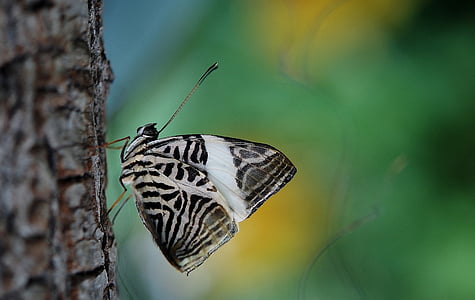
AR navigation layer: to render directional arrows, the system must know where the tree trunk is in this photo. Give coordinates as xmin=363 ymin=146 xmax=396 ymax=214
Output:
xmin=0 ymin=0 xmax=117 ymax=299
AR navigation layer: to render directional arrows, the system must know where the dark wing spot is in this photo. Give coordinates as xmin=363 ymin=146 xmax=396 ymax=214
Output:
xmin=233 ymin=157 xmax=241 ymax=168
xmin=143 ymin=201 xmax=162 ymax=209
xmin=164 ymin=163 xmax=174 ymax=177
xmin=207 ymin=186 xmax=217 ymax=192
xmin=190 ymin=143 xmax=200 ymax=163
xmin=173 ymin=196 xmax=182 ymax=210
xmin=239 ymin=149 xmax=259 ymax=159
xmin=176 ymin=163 xmax=185 ymax=180
xmin=196 ymin=178 xmax=208 ymax=186
xmin=183 ymin=141 xmax=192 ymax=163
xmin=251 ymin=146 xmax=267 ymax=155
xmin=161 ymin=190 xmax=180 ymax=201
xmin=135 ymin=181 xmax=174 ymax=190
xmin=142 ymin=191 xmax=160 ymax=198
xmin=199 ymin=143 xmax=208 ymax=164
xmin=173 ymin=147 xmax=181 ymax=160
xmin=186 ymin=166 xmax=198 ymax=182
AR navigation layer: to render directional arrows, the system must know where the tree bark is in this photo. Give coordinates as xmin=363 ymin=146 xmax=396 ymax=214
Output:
xmin=0 ymin=0 xmax=116 ymax=299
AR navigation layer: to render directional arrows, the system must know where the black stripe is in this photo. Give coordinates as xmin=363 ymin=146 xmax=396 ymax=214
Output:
xmin=179 ymin=191 xmax=189 ymax=217
xmin=139 ymin=151 xmax=172 ymax=159
xmin=173 ymin=146 xmax=181 ymax=160
xmin=181 ymin=195 xmax=211 ymax=252
xmin=186 ymin=202 xmax=220 ymax=257
xmin=183 ymin=140 xmax=192 ymax=163
xmin=171 ymin=191 xmax=189 ymax=253
xmin=143 ymin=201 xmax=162 ymax=210
xmin=233 ymin=157 xmax=241 ymax=168
xmin=175 ymin=163 xmax=184 ymax=180
xmin=235 ymin=170 xmax=243 ymax=189
xmin=135 ymin=181 xmax=174 ymax=190
xmin=163 ymin=145 xmax=171 ymax=154
xmin=173 ymin=195 xmax=182 ymax=210
xmin=131 ymin=170 xmax=148 ymax=180
xmin=149 ymin=170 xmax=161 ymax=177
xmin=162 ymin=205 xmax=175 ymax=250
xmin=190 ymin=194 xmax=212 ymax=204
xmin=190 ymin=142 xmax=200 ymax=163
xmin=163 ymin=163 xmax=174 ymax=177
xmin=168 ymin=202 xmax=182 ymax=251
xmin=142 ymin=190 xmax=161 ymax=198
xmin=124 ymin=159 xmax=153 ymax=169
xmin=272 ymin=161 xmax=292 ymax=182
xmin=179 ymin=191 xmax=198 ymax=252
xmin=206 ymin=186 xmax=217 ymax=192
xmin=186 ymin=231 xmax=213 ymax=258
xmin=179 ymin=190 xmax=190 ymax=224
xmin=199 ymin=141 xmax=208 ymax=164
xmin=239 ymin=148 xmax=259 ymax=159
xmin=132 ymin=170 xmax=161 ymax=180
xmin=186 ymin=166 xmax=198 ymax=182
xmin=196 ymin=178 xmax=207 ymax=186
xmin=154 ymin=163 xmax=164 ymax=169
xmin=148 ymin=213 xmax=164 ymax=243
xmin=173 ymin=190 xmax=190 ymax=252
xmin=250 ymin=145 xmax=268 ymax=154
xmin=161 ymin=190 xmax=179 ymax=201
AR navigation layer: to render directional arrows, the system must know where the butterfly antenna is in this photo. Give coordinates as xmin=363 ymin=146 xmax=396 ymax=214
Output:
xmin=157 ymin=62 xmax=219 ymax=135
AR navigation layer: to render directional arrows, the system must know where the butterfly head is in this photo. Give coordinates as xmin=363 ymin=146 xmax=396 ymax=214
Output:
xmin=137 ymin=123 xmax=159 ymax=139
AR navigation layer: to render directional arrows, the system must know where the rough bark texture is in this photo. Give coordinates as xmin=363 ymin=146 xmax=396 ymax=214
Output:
xmin=0 ymin=0 xmax=116 ymax=299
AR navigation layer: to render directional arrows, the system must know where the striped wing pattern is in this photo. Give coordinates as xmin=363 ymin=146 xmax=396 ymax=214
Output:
xmin=150 ymin=135 xmax=296 ymax=221
xmin=119 ymin=124 xmax=296 ymax=273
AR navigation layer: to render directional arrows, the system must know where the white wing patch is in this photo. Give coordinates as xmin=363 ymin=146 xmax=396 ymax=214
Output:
xmin=202 ymin=136 xmax=249 ymax=222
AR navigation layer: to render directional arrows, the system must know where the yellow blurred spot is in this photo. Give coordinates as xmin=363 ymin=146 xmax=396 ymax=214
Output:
xmin=207 ymin=171 xmax=328 ymax=291
xmin=243 ymin=0 xmax=422 ymax=80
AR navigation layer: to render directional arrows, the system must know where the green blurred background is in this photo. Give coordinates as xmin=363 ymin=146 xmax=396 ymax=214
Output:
xmin=103 ymin=1 xmax=475 ymax=299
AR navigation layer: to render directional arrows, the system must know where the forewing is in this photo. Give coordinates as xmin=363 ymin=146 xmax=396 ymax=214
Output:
xmin=149 ymin=135 xmax=297 ymax=221
xmin=128 ymin=155 xmax=238 ymax=274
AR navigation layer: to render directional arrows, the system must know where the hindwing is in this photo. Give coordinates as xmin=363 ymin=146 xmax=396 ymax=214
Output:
xmin=124 ymin=154 xmax=238 ymax=274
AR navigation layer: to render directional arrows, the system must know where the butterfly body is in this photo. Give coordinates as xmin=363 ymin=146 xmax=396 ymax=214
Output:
xmin=119 ymin=123 xmax=296 ymax=274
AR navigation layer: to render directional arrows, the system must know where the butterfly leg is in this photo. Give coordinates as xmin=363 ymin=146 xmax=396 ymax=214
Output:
xmin=95 ymin=136 xmax=131 ymax=150
xmin=107 ymin=188 xmax=127 ymax=215
xmin=107 ymin=187 xmax=132 ymax=224
xmin=107 ymin=189 xmax=133 ymax=224
xmin=111 ymin=194 xmax=133 ymax=224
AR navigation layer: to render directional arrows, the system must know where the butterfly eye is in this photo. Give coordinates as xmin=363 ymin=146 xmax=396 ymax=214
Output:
xmin=137 ymin=123 xmax=158 ymax=138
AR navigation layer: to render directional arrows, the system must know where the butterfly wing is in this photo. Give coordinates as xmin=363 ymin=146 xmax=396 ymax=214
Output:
xmin=148 ymin=134 xmax=297 ymax=221
xmin=121 ymin=133 xmax=296 ymax=273
xmin=123 ymin=155 xmax=238 ymax=274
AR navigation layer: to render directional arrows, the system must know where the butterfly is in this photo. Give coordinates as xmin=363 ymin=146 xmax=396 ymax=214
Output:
xmin=113 ymin=63 xmax=296 ymax=274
